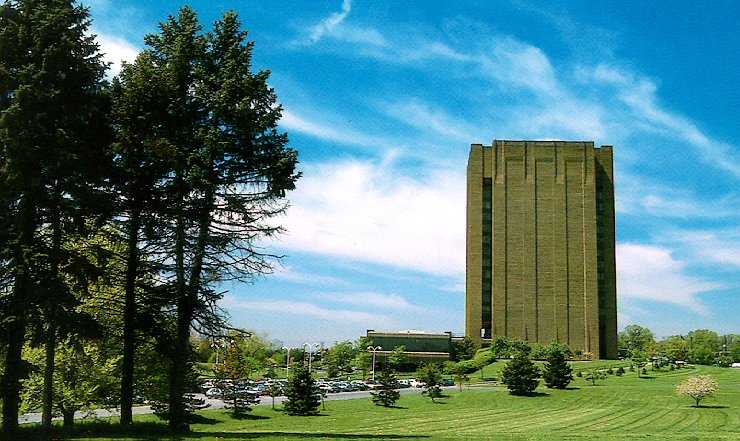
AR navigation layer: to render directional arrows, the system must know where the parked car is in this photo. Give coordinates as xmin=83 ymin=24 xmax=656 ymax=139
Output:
xmin=350 ymin=381 xmax=369 ymax=391
xmin=205 ymin=388 xmax=222 ymax=399
xmin=440 ymin=379 xmax=455 ymax=386
xmin=397 ymin=379 xmax=411 ymax=388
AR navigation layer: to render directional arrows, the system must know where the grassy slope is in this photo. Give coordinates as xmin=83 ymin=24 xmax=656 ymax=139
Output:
xmin=22 ymin=364 xmax=740 ymax=440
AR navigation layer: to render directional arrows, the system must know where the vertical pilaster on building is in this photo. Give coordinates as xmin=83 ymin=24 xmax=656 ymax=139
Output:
xmin=466 ymin=141 xmax=618 ymax=359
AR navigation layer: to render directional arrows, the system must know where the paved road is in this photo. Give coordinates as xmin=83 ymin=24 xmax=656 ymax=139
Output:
xmin=19 ymin=386 xmax=459 ymax=424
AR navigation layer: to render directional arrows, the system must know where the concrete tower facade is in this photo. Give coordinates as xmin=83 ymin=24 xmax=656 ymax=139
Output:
xmin=466 ymin=140 xmax=617 ymax=359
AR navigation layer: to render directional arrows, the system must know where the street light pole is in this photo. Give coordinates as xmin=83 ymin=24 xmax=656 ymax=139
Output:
xmin=282 ymin=346 xmax=292 ymax=379
xmin=367 ymin=346 xmax=382 ymax=381
xmin=303 ymin=342 xmax=319 ymax=374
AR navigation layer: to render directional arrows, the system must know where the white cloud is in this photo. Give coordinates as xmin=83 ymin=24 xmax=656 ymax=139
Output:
xmin=378 ymin=99 xmax=479 ymax=142
xmin=93 ymin=31 xmax=139 ymax=78
xmin=221 ymin=295 xmax=387 ymax=325
xmin=274 ymin=266 xmax=344 ymax=286
xmin=616 ymin=243 xmax=719 ymax=313
xmin=663 ymin=229 xmax=740 ymax=268
xmin=583 ymin=64 xmax=740 ymax=177
xmin=319 ymin=292 xmax=423 ymax=311
xmin=306 ymin=0 xmax=354 ymax=44
xmin=280 ymin=110 xmax=378 ymax=148
xmin=615 ymin=174 xmax=738 ymax=219
xmin=278 ymin=159 xmax=466 ymax=278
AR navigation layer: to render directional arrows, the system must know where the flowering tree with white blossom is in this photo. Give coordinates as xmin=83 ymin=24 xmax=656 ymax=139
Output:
xmin=676 ymin=375 xmax=719 ymax=407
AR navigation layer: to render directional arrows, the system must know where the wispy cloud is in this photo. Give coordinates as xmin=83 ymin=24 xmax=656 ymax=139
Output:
xmin=616 ymin=243 xmax=720 ymax=313
xmin=274 ymin=266 xmax=345 ymax=286
xmin=662 ymin=229 xmax=740 ymax=269
xmin=319 ymin=292 xmax=424 ymax=311
xmin=287 ymin=0 xmax=368 ymax=47
xmin=616 ymin=173 xmax=739 ymax=219
xmin=280 ymin=110 xmax=379 ymax=148
xmin=221 ymin=295 xmax=387 ymax=325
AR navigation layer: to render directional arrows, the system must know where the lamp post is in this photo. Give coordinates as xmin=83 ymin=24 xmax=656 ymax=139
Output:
xmin=367 ymin=345 xmax=382 ymax=381
xmin=282 ymin=346 xmax=292 ymax=379
xmin=303 ymin=342 xmax=319 ymax=374
xmin=211 ymin=339 xmax=222 ymax=365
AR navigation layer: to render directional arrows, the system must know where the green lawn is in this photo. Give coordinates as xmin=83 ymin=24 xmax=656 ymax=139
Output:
xmin=16 ymin=364 xmax=740 ymax=440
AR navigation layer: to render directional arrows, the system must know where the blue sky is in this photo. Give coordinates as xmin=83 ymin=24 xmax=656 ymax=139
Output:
xmin=87 ymin=0 xmax=740 ymax=348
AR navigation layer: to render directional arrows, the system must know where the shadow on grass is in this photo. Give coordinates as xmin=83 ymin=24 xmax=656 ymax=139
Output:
xmin=16 ymin=423 xmax=429 ymax=440
xmin=228 ymin=412 xmax=271 ymax=420
xmin=17 ymin=421 xmax=179 ymax=440
xmin=509 ymin=391 xmax=549 ymax=397
xmin=193 ymin=432 xmax=429 ymax=439
xmin=693 ymin=405 xmax=729 ymax=409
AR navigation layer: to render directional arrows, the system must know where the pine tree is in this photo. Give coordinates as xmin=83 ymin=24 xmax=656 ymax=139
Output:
xmin=113 ymin=7 xmax=300 ymax=430
xmin=543 ymin=348 xmax=574 ymax=389
xmin=501 ymin=352 xmax=540 ymax=395
xmin=417 ymin=363 xmax=443 ymax=402
xmin=371 ymin=366 xmax=401 ymax=407
xmin=283 ymin=362 xmax=322 ymax=416
xmin=0 ymin=0 xmax=111 ymax=436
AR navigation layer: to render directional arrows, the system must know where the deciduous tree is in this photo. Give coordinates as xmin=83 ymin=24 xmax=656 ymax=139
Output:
xmin=676 ymin=375 xmax=719 ymax=407
xmin=417 ymin=363 xmax=443 ymax=402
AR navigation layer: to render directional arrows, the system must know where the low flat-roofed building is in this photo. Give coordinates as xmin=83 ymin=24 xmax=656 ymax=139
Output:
xmin=365 ymin=330 xmax=458 ymax=366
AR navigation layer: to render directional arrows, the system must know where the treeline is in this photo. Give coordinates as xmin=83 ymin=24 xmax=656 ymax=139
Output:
xmin=618 ymin=325 xmax=740 ymax=365
xmin=0 ymin=1 xmax=299 ymax=438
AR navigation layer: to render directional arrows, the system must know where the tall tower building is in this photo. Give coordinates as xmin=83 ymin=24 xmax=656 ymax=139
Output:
xmin=466 ymin=141 xmax=617 ymax=359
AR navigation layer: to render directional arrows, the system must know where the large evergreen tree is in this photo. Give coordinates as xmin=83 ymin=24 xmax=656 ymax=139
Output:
xmin=0 ymin=0 xmax=111 ymax=436
xmin=110 ymin=47 xmax=175 ymax=425
xmin=113 ymin=7 xmax=300 ymax=430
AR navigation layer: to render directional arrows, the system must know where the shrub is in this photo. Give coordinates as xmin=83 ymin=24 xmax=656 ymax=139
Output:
xmin=443 ymin=359 xmax=479 ymax=375
xmin=584 ymin=370 xmax=606 ymax=386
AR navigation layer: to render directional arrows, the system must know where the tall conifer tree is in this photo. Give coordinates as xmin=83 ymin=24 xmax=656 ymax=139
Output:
xmin=113 ymin=7 xmax=300 ymax=431
xmin=0 ymin=0 xmax=110 ymax=437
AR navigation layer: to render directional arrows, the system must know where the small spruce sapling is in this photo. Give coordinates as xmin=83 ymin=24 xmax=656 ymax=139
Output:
xmin=542 ymin=349 xmax=573 ymax=389
xmin=371 ymin=366 xmax=401 ymax=407
xmin=501 ymin=352 xmax=540 ymax=395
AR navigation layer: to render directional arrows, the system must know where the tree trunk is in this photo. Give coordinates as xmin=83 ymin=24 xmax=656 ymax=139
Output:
xmin=168 ymin=177 xmax=189 ymax=432
xmin=1 ymin=313 xmax=26 ymax=440
xmin=41 ymin=325 xmax=57 ymax=430
xmin=42 ymin=202 xmax=62 ymax=431
xmin=120 ymin=207 xmax=141 ymax=424
xmin=62 ymin=409 xmax=75 ymax=427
